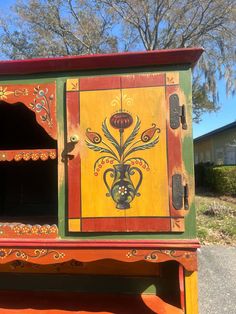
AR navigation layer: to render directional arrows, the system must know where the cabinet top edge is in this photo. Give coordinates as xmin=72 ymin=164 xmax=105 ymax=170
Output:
xmin=0 ymin=239 xmax=200 ymax=249
xmin=0 ymin=48 xmax=204 ymax=76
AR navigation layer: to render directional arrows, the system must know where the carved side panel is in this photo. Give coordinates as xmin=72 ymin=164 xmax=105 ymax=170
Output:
xmin=0 ymin=83 xmax=57 ymax=139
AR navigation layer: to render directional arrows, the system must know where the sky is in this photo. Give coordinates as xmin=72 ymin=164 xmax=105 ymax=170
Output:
xmin=0 ymin=0 xmax=235 ymax=138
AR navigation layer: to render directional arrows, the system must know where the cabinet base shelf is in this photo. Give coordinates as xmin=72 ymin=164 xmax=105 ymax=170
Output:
xmin=0 ymin=290 xmax=184 ymax=314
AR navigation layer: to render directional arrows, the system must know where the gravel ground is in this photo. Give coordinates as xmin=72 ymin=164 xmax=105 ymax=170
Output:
xmin=198 ymin=246 xmax=236 ymax=314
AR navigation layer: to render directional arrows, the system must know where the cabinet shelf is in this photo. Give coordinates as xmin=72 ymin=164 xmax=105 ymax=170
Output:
xmin=0 ymin=290 xmax=184 ymax=314
xmin=0 ymin=149 xmax=57 ymax=162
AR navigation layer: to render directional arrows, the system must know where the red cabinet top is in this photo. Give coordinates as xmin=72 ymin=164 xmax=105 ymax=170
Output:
xmin=0 ymin=48 xmax=203 ymax=75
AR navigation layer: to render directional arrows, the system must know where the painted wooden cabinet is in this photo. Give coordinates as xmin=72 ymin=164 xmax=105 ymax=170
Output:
xmin=0 ymin=48 xmax=203 ymax=314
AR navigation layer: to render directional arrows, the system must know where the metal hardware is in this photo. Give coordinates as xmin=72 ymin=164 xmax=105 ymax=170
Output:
xmin=184 ymin=184 xmax=189 ymax=210
xmin=172 ymin=174 xmax=189 ymax=210
xmin=170 ymin=94 xmax=187 ymax=130
xmin=70 ymin=135 xmax=79 ymax=143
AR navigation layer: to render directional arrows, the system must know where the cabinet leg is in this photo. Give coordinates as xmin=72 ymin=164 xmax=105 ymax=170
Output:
xmin=184 ymin=270 xmax=198 ymax=314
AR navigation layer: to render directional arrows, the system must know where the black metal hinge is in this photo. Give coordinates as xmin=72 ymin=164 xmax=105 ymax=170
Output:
xmin=172 ymin=174 xmax=189 ymax=210
xmin=170 ymin=94 xmax=187 ymax=130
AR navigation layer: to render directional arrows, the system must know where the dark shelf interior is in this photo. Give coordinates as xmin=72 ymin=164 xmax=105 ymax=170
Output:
xmin=0 ymin=101 xmax=58 ymax=225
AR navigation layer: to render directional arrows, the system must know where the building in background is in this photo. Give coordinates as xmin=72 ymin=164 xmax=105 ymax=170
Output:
xmin=194 ymin=121 xmax=236 ymax=165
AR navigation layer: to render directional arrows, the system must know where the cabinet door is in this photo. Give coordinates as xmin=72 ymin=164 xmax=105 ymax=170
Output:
xmin=66 ymin=73 xmax=189 ymax=233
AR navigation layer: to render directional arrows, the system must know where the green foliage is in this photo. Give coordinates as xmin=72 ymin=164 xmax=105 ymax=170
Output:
xmin=192 ymin=81 xmax=220 ymax=123
xmin=207 ymin=166 xmax=236 ymax=195
xmin=195 ymin=164 xmax=236 ymax=195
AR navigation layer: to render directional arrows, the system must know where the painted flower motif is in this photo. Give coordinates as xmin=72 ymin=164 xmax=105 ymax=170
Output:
xmin=40 ymin=153 xmax=48 ymax=161
xmin=32 ymin=153 xmax=40 ymax=161
xmin=13 ymin=226 xmax=21 ymax=234
xmin=0 ymin=249 xmax=7 ymax=259
xmin=22 ymin=225 xmax=31 ymax=234
xmin=141 ymin=123 xmax=160 ymax=142
xmin=49 ymin=225 xmax=57 ymax=234
xmin=49 ymin=152 xmax=57 ymax=159
xmin=86 ymin=110 xmax=160 ymax=209
xmin=35 ymin=103 xmax=43 ymax=112
xmin=38 ymin=90 xmax=45 ymax=97
xmin=14 ymin=154 xmax=23 ymax=161
xmin=110 ymin=112 xmax=133 ymax=130
xmin=0 ymin=86 xmax=14 ymax=100
xmin=31 ymin=226 xmax=40 ymax=234
xmin=118 ymin=186 xmax=128 ymax=195
xmin=23 ymin=153 xmax=31 ymax=161
xmin=0 ymin=153 xmax=6 ymax=161
xmin=41 ymin=226 xmax=49 ymax=234
xmin=86 ymin=128 xmax=102 ymax=144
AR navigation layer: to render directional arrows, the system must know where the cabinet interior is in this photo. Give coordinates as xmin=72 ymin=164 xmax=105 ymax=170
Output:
xmin=0 ymin=101 xmax=58 ymax=225
xmin=0 ymin=261 xmax=182 ymax=312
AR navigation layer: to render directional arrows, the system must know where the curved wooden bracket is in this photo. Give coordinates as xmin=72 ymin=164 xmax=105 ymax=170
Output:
xmin=0 ymin=83 xmax=57 ymax=140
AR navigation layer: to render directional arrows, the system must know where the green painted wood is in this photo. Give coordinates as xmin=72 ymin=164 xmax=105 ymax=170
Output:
xmin=56 ymin=79 xmax=67 ymax=238
xmin=180 ymin=70 xmax=196 ymax=238
xmin=0 ymin=273 xmax=160 ymax=295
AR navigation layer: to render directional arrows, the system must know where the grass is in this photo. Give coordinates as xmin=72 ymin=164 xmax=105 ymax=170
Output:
xmin=196 ymin=193 xmax=236 ymax=245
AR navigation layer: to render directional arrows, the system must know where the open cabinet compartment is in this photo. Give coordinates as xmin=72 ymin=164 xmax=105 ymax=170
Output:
xmin=0 ymin=89 xmax=58 ymax=228
xmin=0 ymin=260 xmax=185 ymax=314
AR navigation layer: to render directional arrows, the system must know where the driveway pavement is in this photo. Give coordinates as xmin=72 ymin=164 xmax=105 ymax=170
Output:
xmin=198 ymin=246 xmax=236 ymax=314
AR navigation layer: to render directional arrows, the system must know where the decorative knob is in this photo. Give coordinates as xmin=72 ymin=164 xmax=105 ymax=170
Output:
xmin=70 ymin=135 xmax=79 ymax=143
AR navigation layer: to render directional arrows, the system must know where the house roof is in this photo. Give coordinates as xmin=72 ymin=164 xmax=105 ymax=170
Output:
xmin=194 ymin=121 xmax=236 ymax=143
xmin=0 ymin=48 xmax=203 ymax=76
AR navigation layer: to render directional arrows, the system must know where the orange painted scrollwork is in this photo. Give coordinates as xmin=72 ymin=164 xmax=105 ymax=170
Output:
xmin=0 ymin=83 xmax=57 ymax=139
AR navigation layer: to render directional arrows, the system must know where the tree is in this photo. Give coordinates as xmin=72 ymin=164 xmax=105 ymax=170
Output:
xmin=99 ymin=0 xmax=235 ymax=122
xmin=0 ymin=0 xmax=117 ymax=57
xmin=0 ymin=0 xmax=235 ymax=122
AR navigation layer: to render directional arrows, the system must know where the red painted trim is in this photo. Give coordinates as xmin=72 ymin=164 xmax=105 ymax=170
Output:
xmin=0 ymin=239 xmax=200 ymax=249
xmin=179 ymin=264 xmax=185 ymax=312
xmin=80 ymin=76 xmax=121 ymax=91
xmin=66 ymin=90 xmax=81 ymax=219
xmin=82 ymin=217 xmax=171 ymax=232
xmin=80 ymin=73 xmax=165 ymax=91
xmin=0 ymin=224 xmax=58 ymax=239
xmin=0 ymin=48 xmax=204 ymax=75
xmin=122 ymin=73 xmax=165 ymax=88
xmin=166 ymin=85 xmax=184 ymax=217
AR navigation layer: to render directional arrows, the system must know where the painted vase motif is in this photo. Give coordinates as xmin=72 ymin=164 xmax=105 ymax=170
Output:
xmin=104 ymin=164 xmax=142 ymax=209
xmin=85 ymin=110 xmax=160 ymax=210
